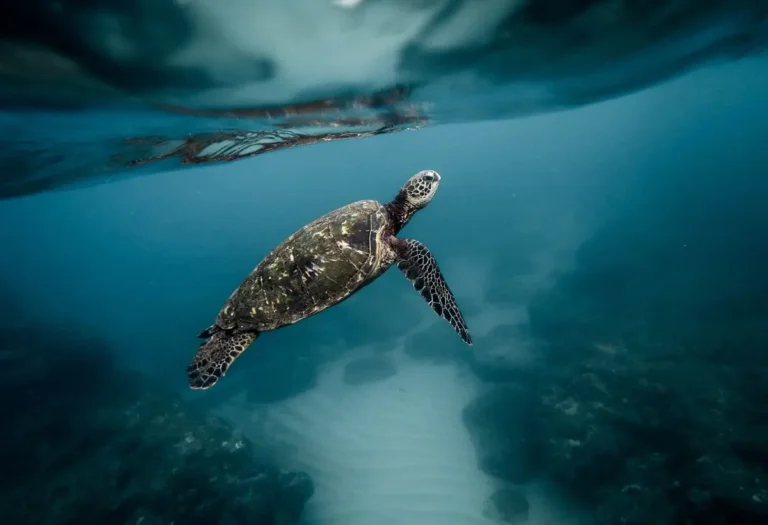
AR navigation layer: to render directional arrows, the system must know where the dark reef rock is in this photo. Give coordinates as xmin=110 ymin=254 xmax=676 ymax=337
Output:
xmin=274 ymin=471 xmax=316 ymax=524
xmin=522 ymin=165 xmax=768 ymax=524
xmin=467 ymin=323 xmax=542 ymax=384
xmin=343 ymin=355 xmax=397 ymax=386
xmin=0 ymin=306 xmax=314 ymax=525
xmin=529 ymin=341 xmax=768 ymax=525
xmin=462 ymin=386 xmax=540 ymax=484
xmin=484 ymin=488 xmax=530 ymax=524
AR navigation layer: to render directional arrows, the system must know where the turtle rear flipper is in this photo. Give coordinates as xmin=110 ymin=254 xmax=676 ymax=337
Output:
xmin=187 ymin=330 xmax=258 ymax=389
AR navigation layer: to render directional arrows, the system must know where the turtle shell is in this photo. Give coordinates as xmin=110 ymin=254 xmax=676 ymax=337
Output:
xmin=216 ymin=200 xmax=393 ymax=331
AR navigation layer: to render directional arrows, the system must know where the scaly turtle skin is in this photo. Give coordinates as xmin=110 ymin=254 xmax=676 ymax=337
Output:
xmin=188 ymin=170 xmax=472 ymax=390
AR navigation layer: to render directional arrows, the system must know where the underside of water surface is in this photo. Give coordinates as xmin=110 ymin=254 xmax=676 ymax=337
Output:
xmin=1 ymin=0 xmax=767 ymax=198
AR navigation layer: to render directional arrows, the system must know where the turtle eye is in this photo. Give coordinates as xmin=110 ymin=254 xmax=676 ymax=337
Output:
xmin=423 ymin=173 xmax=434 ymax=182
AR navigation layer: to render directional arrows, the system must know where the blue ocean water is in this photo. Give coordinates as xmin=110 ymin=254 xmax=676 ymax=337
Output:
xmin=1 ymin=3 xmax=768 ymax=525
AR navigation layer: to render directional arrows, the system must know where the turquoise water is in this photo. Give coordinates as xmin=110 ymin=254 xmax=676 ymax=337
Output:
xmin=1 ymin=4 xmax=768 ymax=524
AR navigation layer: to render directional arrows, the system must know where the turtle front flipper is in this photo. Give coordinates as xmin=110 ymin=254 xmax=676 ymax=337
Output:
xmin=187 ymin=330 xmax=259 ymax=389
xmin=393 ymin=238 xmax=472 ymax=345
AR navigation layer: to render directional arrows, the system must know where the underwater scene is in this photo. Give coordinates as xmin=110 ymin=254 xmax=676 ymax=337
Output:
xmin=1 ymin=2 xmax=768 ymax=524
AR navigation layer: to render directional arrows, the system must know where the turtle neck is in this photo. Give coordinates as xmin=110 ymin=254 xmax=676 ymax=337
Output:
xmin=385 ymin=190 xmax=418 ymax=234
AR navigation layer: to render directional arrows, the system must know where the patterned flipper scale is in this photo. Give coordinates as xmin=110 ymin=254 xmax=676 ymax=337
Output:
xmin=395 ymin=238 xmax=472 ymax=345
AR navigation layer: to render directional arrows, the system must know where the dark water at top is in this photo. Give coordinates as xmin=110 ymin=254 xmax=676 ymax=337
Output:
xmin=1 ymin=2 xmax=768 ymax=525
xmin=1 ymin=0 xmax=767 ymax=198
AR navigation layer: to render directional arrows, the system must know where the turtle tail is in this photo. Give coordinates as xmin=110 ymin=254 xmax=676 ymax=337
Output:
xmin=187 ymin=329 xmax=259 ymax=390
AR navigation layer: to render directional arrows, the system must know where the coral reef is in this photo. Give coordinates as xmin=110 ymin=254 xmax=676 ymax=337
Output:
xmin=0 ymin=288 xmax=314 ymax=525
xmin=527 ymin=335 xmax=768 ymax=524
xmin=522 ymin=173 xmax=768 ymax=524
xmin=462 ymin=385 xmax=540 ymax=485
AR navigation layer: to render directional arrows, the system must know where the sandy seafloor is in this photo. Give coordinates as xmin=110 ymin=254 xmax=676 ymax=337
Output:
xmin=210 ymin=215 xmax=590 ymax=525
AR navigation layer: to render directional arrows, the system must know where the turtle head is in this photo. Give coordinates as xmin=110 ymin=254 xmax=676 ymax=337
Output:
xmin=401 ymin=170 xmax=441 ymax=209
xmin=387 ymin=170 xmax=441 ymax=232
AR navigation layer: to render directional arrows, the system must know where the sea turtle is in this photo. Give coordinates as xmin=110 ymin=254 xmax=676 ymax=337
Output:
xmin=187 ymin=169 xmax=472 ymax=389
